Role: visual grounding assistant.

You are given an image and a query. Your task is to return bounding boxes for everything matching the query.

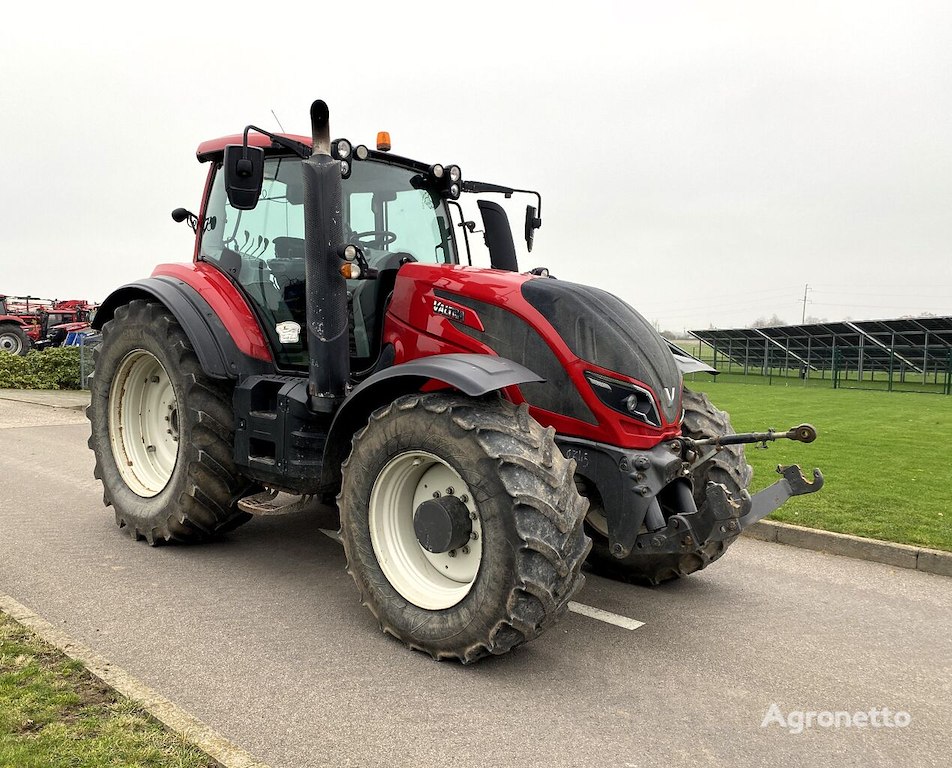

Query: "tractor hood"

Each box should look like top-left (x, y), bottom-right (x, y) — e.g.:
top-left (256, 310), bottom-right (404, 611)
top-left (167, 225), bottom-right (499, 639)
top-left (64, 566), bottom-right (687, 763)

top-left (521, 279), bottom-right (683, 424)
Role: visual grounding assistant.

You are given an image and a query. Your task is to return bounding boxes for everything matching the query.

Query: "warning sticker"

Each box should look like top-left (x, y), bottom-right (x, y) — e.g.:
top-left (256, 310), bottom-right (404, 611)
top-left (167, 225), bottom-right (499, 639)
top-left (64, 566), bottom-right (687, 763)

top-left (275, 321), bottom-right (301, 344)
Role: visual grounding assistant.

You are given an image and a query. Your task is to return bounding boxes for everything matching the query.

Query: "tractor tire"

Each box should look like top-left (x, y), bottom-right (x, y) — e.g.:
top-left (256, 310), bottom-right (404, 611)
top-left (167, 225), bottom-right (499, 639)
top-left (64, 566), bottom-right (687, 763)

top-left (339, 393), bottom-right (591, 663)
top-left (0, 323), bottom-right (30, 356)
top-left (86, 299), bottom-right (252, 544)
top-left (583, 387), bottom-right (753, 585)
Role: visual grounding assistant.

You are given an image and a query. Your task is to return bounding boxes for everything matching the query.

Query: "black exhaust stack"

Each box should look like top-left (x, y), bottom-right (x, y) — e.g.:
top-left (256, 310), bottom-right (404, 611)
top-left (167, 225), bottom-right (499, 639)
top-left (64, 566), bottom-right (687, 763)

top-left (301, 100), bottom-right (349, 412)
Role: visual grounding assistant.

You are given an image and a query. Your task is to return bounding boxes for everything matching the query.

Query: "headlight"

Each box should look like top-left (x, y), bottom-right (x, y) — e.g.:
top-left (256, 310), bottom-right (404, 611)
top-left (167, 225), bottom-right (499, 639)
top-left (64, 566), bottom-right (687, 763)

top-left (585, 371), bottom-right (661, 427)
top-left (333, 138), bottom-right (352, 160)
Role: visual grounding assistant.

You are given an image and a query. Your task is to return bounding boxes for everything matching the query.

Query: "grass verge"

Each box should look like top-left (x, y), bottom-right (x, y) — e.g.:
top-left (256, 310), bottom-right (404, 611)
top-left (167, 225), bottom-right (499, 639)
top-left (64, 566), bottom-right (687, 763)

top-left (694, 381), bottom-right (952, 552)
top-left (0, 611), bottom-right (214, 768)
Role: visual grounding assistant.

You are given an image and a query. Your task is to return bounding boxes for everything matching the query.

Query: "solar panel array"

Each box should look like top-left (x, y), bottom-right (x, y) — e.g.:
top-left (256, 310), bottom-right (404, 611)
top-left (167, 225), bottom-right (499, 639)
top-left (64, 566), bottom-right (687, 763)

top-left (690, 317), bottom-right (952, 377)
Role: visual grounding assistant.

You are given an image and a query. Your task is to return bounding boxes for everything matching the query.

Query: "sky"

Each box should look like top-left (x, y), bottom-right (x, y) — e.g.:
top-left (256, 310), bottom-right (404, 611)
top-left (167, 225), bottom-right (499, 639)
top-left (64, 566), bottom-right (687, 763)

top-left (1, 0), bottom-right (950, 334)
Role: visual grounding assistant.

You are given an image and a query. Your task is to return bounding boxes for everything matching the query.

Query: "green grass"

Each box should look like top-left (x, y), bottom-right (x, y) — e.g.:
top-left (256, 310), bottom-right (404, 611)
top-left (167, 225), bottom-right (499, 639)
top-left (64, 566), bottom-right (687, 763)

top-left (0, 613), bottom-right (214, 768)
top-left (691, 381), bottom-right (952, 551)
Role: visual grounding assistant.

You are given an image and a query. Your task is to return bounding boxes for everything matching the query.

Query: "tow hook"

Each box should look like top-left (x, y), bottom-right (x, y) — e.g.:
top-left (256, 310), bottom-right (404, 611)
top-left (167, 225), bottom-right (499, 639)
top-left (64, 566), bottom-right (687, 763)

top-left (738, 464), bottom-right (824, 529)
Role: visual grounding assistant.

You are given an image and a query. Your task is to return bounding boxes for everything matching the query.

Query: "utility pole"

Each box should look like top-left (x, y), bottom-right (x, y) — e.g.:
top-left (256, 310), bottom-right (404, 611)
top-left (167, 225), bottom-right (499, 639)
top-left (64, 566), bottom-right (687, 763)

top-left (801, 284), bottom-right (812, 323)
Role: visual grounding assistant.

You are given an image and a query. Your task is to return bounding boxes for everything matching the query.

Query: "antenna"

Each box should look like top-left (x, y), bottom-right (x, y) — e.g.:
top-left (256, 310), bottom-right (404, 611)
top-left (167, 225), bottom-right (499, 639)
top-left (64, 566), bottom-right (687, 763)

top-left (271, 109), bottom-right (286, 132)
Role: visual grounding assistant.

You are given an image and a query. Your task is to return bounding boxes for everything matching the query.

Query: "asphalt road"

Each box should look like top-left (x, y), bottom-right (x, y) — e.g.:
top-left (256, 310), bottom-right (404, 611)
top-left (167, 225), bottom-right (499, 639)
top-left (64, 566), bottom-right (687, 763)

top-left (0, 399), bottom-right (949, 768)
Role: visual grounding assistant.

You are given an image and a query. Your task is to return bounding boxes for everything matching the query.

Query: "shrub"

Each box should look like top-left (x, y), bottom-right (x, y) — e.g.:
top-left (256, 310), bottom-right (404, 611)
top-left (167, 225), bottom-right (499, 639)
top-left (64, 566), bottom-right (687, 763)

top-left (0, 347), bottom-right (82, 389)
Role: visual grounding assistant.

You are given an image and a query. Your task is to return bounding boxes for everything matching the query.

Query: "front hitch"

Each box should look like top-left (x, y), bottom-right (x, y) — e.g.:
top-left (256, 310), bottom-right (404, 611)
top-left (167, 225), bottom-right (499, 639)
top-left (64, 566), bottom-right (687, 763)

top-left (640, 464), bottom-right (824, 555)
top-left (558, 421), bottom-right (824, 560)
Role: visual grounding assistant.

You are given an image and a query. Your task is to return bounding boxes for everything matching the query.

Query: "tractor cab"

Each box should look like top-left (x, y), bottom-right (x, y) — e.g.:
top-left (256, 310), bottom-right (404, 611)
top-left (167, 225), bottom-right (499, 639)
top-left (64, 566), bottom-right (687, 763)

top-left (197, 130), bottom-right (541, 374)
top-left (199, 138), bottom-right (461, 371)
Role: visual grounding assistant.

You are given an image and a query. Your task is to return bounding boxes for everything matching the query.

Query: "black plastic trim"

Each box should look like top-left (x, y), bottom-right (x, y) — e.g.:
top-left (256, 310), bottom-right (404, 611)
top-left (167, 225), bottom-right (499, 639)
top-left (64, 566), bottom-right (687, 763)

top-left (349, 353), bottom-right (541, 400)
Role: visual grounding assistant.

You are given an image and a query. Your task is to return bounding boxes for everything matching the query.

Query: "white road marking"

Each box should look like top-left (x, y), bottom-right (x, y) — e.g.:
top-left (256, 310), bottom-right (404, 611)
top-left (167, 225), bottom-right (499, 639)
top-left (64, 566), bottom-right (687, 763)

top-left (568, 601), bottom-right (645, 630)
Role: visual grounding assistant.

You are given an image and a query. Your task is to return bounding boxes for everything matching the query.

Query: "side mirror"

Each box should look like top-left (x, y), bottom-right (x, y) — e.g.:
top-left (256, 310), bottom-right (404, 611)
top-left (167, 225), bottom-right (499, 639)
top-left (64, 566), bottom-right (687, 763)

top-left (223, 145), bottom-right (265, 210)
top-left (524, 205), bottom-right (542, 253)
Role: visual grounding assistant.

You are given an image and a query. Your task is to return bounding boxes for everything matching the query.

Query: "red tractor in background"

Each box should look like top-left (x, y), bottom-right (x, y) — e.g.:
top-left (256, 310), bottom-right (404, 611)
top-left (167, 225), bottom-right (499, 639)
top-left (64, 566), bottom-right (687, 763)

top-left (87, 100), bottom-right (822, 662)
top-left (0, 295), bottom-right (95, 355)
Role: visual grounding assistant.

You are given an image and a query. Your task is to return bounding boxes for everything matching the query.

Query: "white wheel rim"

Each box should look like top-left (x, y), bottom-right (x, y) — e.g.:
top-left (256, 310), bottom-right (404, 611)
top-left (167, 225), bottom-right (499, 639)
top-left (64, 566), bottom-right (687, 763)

top-left (369, 451), bottom-right (482, 610)
top-left (108, 349), bottom-right (179, 497)
top-left (0, 332), bottom-right (23, 354)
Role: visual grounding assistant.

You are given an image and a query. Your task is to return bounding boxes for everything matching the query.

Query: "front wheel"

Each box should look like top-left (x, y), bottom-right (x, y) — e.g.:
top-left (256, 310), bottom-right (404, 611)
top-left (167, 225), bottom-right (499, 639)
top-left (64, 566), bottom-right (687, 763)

top-left (339, 393), bottom-right (590, 662)
top-left (87, 299), bottom-right (252, 543)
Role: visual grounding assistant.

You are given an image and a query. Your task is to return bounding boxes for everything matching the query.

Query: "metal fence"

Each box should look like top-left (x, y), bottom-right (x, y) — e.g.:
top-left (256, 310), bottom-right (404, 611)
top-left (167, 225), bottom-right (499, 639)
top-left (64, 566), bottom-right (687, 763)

top-left (688, 318), bottom-right (952, 395)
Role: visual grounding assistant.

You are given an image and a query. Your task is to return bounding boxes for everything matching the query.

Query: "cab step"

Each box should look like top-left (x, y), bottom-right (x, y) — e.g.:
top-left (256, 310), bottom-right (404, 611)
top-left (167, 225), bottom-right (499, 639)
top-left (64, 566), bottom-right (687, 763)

top-left (237, 489), bottom-right (323, 516)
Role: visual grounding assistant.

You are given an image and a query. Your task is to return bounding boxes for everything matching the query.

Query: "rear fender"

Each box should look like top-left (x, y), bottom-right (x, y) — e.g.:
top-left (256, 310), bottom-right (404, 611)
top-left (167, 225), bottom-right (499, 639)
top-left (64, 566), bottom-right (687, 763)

top-left (94, 277), bottom-right (266, 380)
top-left (320, 353), bottom-right (542, 490)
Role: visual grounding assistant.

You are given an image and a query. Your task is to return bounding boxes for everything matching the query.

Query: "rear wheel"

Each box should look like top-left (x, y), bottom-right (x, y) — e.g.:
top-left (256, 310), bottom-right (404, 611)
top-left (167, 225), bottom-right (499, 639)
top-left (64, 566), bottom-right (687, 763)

top-left (583, 387), bottom-right (753, 585)
top-left (0, 323), bottom-right (30, 356)
top-left (339, 393), bottom-right (590, 662)
top-left (87, 300), bottom-right (252, 543)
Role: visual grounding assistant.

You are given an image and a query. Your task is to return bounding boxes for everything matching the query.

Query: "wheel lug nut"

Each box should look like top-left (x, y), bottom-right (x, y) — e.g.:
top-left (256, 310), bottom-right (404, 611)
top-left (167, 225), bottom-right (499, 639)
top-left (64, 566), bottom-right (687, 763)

top-left (460, 494), bottom-right (468, 503)
top-left (461, 546), bottom-right (470, 555)
top-left (445, 487), bottom-right (454, 495)
top-left (432, 491), bottom-right (441, 498)
top-left (470, 532), bottom-right (478, 540)
top-left (469, 511), bottom-right (477, 520)
top-left (447, 550), bottom-right (456, 557)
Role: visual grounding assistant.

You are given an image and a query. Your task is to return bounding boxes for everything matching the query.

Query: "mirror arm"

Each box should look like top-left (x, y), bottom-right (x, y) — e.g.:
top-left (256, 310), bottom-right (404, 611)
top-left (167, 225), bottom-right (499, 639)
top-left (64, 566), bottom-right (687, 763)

top-left (240, 125), bottom-right (311, 160)
top-left (447, 199), bottom-right (473, 266)
top-left (461, 180), bottom-right (543, 225)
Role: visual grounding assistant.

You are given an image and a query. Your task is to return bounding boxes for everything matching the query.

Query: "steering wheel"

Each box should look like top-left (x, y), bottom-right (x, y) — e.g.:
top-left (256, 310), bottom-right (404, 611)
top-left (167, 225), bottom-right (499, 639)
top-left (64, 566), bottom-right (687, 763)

top-left (352, 230), bottom-right (397, 247)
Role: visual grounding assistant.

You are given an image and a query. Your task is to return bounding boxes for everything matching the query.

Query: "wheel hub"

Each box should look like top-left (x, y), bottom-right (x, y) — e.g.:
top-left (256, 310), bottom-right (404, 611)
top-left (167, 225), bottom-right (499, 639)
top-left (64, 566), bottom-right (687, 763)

top-left (413, 496), bottom-right (473, 554)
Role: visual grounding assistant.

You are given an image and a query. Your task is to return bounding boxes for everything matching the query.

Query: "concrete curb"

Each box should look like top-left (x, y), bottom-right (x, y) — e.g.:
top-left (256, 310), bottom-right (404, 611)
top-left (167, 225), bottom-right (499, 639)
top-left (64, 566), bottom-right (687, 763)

top-left (743, 520), bottom-right (952, 577)
top-left (0, 594), bottom-right (272, 768)
top-left (0, 389), bottom-right (90, 411)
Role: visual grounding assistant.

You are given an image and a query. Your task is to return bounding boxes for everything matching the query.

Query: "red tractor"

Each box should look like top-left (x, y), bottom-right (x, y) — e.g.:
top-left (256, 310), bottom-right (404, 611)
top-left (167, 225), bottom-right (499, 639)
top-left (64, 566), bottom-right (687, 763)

top-left (87, 101), bottom-right (822, 661)
top-left (0, 295), bottom-right (95, 355)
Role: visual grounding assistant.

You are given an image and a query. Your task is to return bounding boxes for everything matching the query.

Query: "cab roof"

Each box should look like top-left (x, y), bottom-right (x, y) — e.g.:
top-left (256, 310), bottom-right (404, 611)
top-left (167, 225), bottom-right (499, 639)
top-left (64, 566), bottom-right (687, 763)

top-left (196, 133), bottom-right (310, 162)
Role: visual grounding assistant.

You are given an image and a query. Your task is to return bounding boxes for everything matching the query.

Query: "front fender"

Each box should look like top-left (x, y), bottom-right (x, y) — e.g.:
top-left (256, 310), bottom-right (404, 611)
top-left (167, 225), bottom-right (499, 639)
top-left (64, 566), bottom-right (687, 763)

top-left (320, 353), bottom-right (542, 489)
